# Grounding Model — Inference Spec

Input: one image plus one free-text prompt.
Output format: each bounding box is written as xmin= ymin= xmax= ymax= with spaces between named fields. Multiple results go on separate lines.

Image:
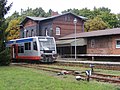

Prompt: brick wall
xmin=24 ymin=20 xmax=37 ymax=28
xmin=87 ymin=35 xmax=120 ymax=55
xmin=22 ymin=20 xmax=38 ymax=37
xmin=52 ymin=15 xmax=83 ymax=40
xmin=87 ymin=36 xmax=112 ymax=54
xmin=111 ymin=35 xmax=120 ymax=54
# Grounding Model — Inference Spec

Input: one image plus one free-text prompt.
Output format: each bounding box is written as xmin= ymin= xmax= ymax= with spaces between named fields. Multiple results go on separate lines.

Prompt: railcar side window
xmin=18 ymin=46 xmax=24 ymax=53
xmin=25 ymin=42 xmax=31 ymax=50
xmin=33 ymin=42 xmax=37 ymax=50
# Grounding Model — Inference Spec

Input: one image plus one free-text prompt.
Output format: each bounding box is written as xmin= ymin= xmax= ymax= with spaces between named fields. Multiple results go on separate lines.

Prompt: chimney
xmin=51 ymin=11 xmax=59 ymax=16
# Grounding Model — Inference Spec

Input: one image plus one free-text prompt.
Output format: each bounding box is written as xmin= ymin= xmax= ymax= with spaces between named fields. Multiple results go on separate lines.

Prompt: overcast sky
xmin=6 ymin=0 xmax=120 ymax=17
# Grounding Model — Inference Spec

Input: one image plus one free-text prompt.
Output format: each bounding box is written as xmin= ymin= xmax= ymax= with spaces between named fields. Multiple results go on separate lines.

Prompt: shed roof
xmin=59 ymin=28 xmax=120 ymax=40
xmin=56 ymin=38 xmax=86 ymax=47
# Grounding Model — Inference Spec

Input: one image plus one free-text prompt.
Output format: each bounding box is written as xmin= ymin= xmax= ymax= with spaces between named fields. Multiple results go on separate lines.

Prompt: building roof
xmin=20 ymin=12 xmax=87 ymax=25
xmin=59 ymin=28 xmax=120 ymax=40
xmin=56 ymin=38 xmax=86 ymax=47
xmin=26 ymin=16 xmax=46 ymax=21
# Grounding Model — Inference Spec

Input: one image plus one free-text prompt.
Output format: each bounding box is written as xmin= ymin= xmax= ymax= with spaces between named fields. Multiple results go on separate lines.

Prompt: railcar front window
xmin=33 ymin=42 xmax=37 ymax=50
xmin=39 ymin=38 xmax=55 ymax=51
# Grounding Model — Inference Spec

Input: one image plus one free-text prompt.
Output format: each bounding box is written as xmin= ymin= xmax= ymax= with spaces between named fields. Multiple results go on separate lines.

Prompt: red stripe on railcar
xmin=16 ymin=56 xmax=41 ymax=60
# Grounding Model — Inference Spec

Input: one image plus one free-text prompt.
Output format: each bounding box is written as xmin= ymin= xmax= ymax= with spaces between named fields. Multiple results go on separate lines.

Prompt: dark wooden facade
xmin=20 ymin=12 xmax=86 ymax=40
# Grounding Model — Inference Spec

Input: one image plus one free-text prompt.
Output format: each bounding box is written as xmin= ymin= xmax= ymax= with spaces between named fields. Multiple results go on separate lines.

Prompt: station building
xmin=58 ymin=28 xmax=120 ymax=61
xmin=20 ymin=12 xmax=86 ymax=40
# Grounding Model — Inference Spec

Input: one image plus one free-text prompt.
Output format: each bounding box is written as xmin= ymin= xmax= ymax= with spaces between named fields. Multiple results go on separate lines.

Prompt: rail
xmin=12 ymin=63 xmax=120 ymax=84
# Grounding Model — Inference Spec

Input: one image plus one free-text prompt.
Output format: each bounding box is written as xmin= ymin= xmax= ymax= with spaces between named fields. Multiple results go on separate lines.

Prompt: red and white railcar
xmin=6 ymin=36 xmax=57 ymax=62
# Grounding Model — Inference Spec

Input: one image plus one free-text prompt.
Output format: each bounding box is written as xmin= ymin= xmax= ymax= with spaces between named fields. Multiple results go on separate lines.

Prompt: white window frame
xmin=56 ymin=27 xmax=61 ymax=35
xmin=116 ymin=39 xmax=120 ymax=48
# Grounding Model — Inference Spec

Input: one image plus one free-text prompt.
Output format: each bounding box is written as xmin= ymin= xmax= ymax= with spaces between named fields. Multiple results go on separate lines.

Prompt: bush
xmin=0 ymin=48 xmax=11 ymax=66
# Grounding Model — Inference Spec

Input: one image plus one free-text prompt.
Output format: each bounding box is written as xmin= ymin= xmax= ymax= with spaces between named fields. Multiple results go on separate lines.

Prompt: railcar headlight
xmin=52 ymin=51 xmax=55 ymax=53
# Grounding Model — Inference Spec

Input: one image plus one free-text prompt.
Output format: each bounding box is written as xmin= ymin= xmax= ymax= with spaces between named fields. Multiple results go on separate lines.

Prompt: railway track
xmin=12 ymin=63 xmax=120 ymax=84
xmin=54 ymin=62 xmax=120 ymax=71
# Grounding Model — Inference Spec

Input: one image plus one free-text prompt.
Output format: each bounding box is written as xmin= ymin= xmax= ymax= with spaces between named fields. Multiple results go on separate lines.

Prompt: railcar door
xmin=11 ymin=44 xmax=18 ymax=59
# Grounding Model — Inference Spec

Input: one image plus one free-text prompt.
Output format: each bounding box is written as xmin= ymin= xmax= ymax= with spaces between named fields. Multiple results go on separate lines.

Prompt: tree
xmin=117 ymin=14 xmax=120 ymax=27
xmin=98 ymin=12 xmax=119 ymax=28
xmin=6 ymin=18 xmax=20 ymax=40
xmin=6 ymin=11 xmax=20 ymax=23
xmin=0 ymin=0 xmax=12 ymax=20
xmin=62 ymin=8 xmax=73 ymax=13
xmin=84 ymin=17 xmax=108 ymax=32
xmin=0 ymin=0 xmax=12 ymax=51
xmin=0 ymin=0 xmax=12 ymax=66
xmin=32 ymin=7 xmax=46 ymax=17
xmin=44 ymin=9 xmax=52 ymax=17
xmin=96 ymin=7 xmax=111 ymax=13
xmin=79 ymin=8 xmax=94 ymax=19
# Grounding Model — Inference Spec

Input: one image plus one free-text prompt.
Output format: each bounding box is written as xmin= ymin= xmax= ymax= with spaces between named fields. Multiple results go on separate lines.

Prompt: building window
xmin=64 ymin=16 xmax=70 ymax=22
xmin=67 ymin=16 xmax=70 ymax=21
xmin=26 ymin=30 xmax=29 ymax=37
xmin=31 ymin=29 xmax=35 ymax=36
xmin=91 ymin=39 xmax=95 ymax=48
xmin=22 ymin=32 xmax=24 ymax=38
xmin=56 ymin=27 xmax=61 ymax=35
xmin=18 ymin=46 xmax=24 ymax=53
xmin=25 ymin=42 xmax=31 ymax=50
xmin=65 ymin=16 xmax=67 ymax=21
xmin=45 ymin=28 xmax=48 ymax=36
xmin=33 ymin=42 xmax=37 ymax=50
xmin=116 ymin=40 xmax=120 ymax=48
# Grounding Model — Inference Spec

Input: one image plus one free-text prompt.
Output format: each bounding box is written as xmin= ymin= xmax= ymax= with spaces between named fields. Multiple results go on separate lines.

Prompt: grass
xmin=0 ymin=66 xmax=119 ymax=90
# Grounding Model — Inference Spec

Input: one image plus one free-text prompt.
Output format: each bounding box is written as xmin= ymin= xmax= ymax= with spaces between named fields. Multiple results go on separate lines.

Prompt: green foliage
xmin=79 ymin=8 xmax=94 ymax=19
xmin=62 ymin=7 xmax=120 ymax=29
xmin=6 ymin=7 xmax=52 ymax=25
xmin=6 ymin=18 xmax=20 ymax=40
xmin=98 ymin=12 xmax=119 ymax=28
xmin=20 ymin=7 xmax=51 ymax=19
xmin=0 ymin=0 xmax=12 ymax=19
xmin=6 ymin=11 xmax=20 ymax=23
xmin=0 ymin=48 xmax=11 ymax=66
xmin=84 ymin=17 xmax=108 ymax=32
xmin=0 ymin=0 xmax=12 ymax=66
xmin=117 ymin=14 xmax=120 ymax=27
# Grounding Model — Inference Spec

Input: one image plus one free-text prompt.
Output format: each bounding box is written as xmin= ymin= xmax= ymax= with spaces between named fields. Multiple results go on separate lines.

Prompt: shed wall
xmin=87 ymin=35 xmax=120 ymax=55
